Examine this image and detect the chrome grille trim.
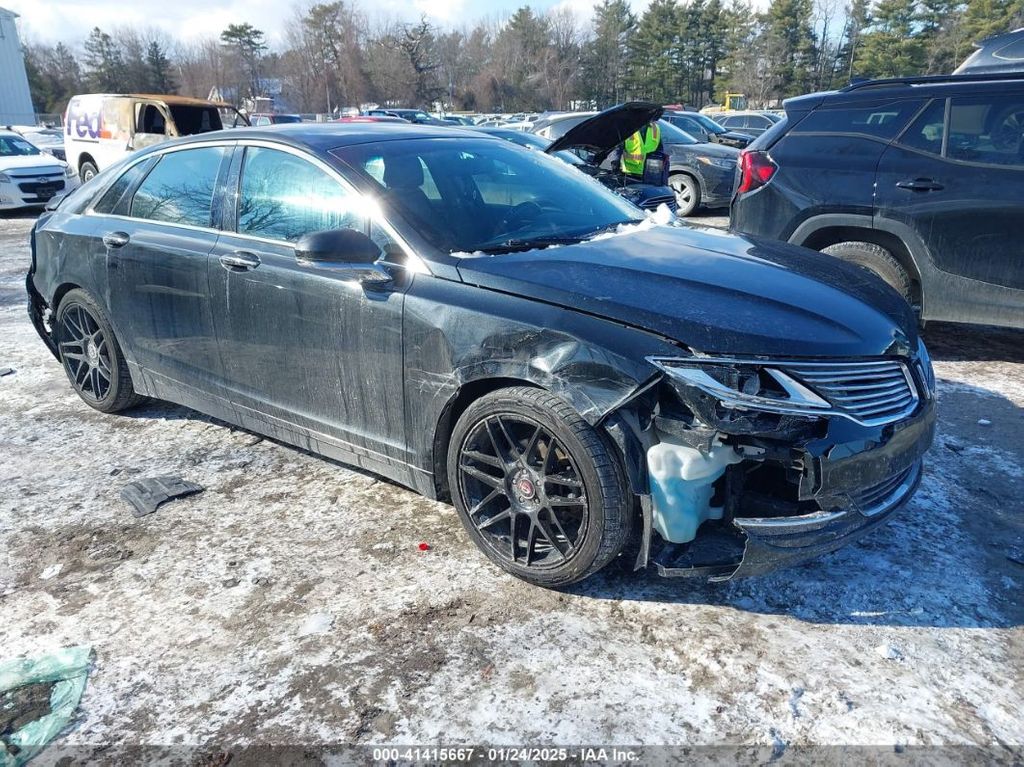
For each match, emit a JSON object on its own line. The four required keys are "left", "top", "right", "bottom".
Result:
{"left": 783, "top": 359, "right": 919, "bottom": 426}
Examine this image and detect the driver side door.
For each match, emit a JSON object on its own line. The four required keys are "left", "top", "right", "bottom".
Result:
{"left": 208, "top": 143, "right": 411, "bottom": 467}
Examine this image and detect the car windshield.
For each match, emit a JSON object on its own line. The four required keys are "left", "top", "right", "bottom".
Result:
{"left": 657, "top": 120, "right": 698, "bottom": 145}
{"left": 333, "top": 137, "right": 642, "bottom": 255}
{"left": 0, "top": 136, "right": 42, "bottom": 156}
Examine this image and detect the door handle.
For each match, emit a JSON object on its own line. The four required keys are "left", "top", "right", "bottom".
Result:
{"left": 219, "top": 251, "right": 261, "bottom": 271}
{"left": 102, "top": 231, "right": 130, "bottom": 248}
{"left": 896, "top": 178, "right": 944, "bottom": 192}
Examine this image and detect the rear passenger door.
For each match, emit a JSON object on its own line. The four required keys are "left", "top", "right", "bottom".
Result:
{"left": 766, "top": 98, "right": 925, "bottom": 227}
{"left": 102, "top": 145, "right": 231, "bottom": 389}
{"left": 875, "top": 90, "right": 1024, "bottom": 295}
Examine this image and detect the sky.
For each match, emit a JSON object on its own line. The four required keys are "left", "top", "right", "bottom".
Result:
{"left": 5, "top": 0, "right": 651, "bottom": 47}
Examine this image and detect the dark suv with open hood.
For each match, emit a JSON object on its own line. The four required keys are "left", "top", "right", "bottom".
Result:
{"left": 27, "top": 123, "right": 935, "bottom": 587}
{"left": 731, "top": 72, "right": 1024, "bottom": 329}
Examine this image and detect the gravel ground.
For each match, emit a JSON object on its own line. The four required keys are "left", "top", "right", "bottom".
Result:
{"left": 1, "top": 210, "right": 1022, "bottom": 759}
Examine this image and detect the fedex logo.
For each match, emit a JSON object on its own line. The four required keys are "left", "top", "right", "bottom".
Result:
{"left": 66, "top": 99, "right": 102, "bottom": 140}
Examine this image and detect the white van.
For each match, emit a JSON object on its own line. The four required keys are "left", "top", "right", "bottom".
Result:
{"left": 63, "top": 94, "right": 247, "bottom": 182}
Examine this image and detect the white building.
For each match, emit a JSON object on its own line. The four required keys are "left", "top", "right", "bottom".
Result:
{"left": 0, "top": 6, "right": 35, "bottom": 125}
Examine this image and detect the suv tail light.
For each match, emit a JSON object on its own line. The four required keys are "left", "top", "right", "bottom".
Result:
{"left": 737, "top": 150, "right": 777, "bottom": 194}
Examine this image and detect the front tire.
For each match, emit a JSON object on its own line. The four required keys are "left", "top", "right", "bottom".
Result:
{"left": 79, "top": 161, "right": 98, "bottom": 183}
{"left": 55, "top": 289, "right": 143, "bottom": 413}
{"left": 669, "top": 173, "right": 700, "bottom": 216}
{"left": 447, "top": 387, "right": 632, "bottom": 588}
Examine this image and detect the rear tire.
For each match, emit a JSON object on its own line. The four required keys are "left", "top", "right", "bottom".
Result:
{"left": 80, "top": 161, "right": 98, "bottom": 183}
{"left": 820, "top": 241, "right": 913, "bottom": 302}
{"left": 669, "top": 173, "right": 701, "bottom": 217}
{"left": 55, "top": 289, "right": 143, "bottom": 413}
{"left": 447, "top": 386, "right": 633, "bottom": 588}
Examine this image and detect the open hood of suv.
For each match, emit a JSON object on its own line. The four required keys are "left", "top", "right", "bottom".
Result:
{"left": 546, "top": 102, "right": 664, "bottom": 159}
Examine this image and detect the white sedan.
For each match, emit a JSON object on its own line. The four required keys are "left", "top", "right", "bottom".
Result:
{"left": 0, "top": 130, "right": 79, "bottom": 211}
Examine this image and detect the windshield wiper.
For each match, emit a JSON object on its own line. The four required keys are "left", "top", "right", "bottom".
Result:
{"left": 472, "top": 235, "right": 589, "bottom": 255}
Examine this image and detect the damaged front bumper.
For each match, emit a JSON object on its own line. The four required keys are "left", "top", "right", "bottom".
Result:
{"left": 615, "top": 355, "right": 938, "bottom": 581}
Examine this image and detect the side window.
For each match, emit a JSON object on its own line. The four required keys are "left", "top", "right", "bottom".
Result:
{"left": 93, "top": 159, "right": 154, "bottom": 215}
{"left": 238, "top": 146, "right": 365, "bottom": 242}
{"left": 130, "top": 146, "right": 227, "bottom": 227}
{"left": 792, "top": 100, "right": 924, "bottom": 139}
{"left": 947, "top": 95, "right": 1024, "bottom": 168}
{"left": 899, "top": 99, "right": 946, "bottom": 156}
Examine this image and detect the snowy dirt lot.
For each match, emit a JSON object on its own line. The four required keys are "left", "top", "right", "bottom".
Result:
{"left": 1, "top": 210, "right": 1022, "bottom": 761}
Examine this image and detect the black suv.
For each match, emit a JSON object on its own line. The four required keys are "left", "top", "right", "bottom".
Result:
{"left": 731, "top": 73, "right": 1024, "bottom": 329}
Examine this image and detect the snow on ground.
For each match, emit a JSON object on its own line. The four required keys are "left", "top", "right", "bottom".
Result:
{"left": 0, "top": 211, "right": 1021, "bottom": 759}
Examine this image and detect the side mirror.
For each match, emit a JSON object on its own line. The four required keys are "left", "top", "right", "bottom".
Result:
{"left": 295, "top": 228, "right": 391, "bottom": 284}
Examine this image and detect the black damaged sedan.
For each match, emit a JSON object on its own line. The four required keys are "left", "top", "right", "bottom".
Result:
{"left": 27, "top": 123, "right": 936, "bottom": 588}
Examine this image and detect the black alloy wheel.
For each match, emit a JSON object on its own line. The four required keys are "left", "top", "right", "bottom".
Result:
{"left": 458, "top": 413, "right": 588, "bottom": 568}
{"left": 58, "top": 301, "right": 112, "bottom": 404}
{"left": 55, "top": 289, "right": 143, "bottom": 413}
{"left": 447, "top": 386, "right": 633, "bottom": 587}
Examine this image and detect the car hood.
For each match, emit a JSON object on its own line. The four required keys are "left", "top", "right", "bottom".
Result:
{"left": 0, "top": 155, "right": 67, "bottom": 174}
{"left": 455, "top": 225, "right": 917, "bottom": 358}
{"left": 547, "top": 102, "right": 664, "bottom": 157}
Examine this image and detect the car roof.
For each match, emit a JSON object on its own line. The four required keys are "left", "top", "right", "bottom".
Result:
{"left": 139, "top": 123, "right": 492, "bottom": 154}
{"left": 786, "top": 73, "right": 1024, "bottom": 111}
{"left": 71, "top": 93, "right": 231, "bottom": 108}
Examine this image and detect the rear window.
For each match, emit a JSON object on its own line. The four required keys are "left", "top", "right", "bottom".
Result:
{"left": 130, "top": 146, "right": 228, "bottom": 227}
{"left": 792, "top": 100, "right": 924, "bottom": 139}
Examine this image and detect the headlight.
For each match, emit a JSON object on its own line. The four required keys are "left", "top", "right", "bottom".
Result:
{"left": 697, "top": 156, "right": 735, "bottom": 169}
{"left": 64, "top": 164, "right": 76, "bottom": 178}
{"left": 916, "top": 338, "right": 935, "bottom": 395}
{"left": 648, "top": 357, "right": 831, "bottom": 416}
{"left": 0, "top": 172, "right": 9, "bottom": 183}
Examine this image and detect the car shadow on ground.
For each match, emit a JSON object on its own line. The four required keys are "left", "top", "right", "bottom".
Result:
{"left": 924, "top": 321, "right": 1024, "bottom": 363}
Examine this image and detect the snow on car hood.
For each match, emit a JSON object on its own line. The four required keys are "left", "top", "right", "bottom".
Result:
{"left": 455, "top": 223, "right": 918, "bottom": 358}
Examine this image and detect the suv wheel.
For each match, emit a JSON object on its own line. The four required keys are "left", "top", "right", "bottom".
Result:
{"left": 447, "top": 386, "right": 633, "bottom": 588}
{"left": 669, "top": 174, "right": 700, "bottom": 217}
{"left": 55, "top": 289, "right": 144, "bottom": 413}
{"left": 820, "top": 241, "right": 912, "bottom": 302}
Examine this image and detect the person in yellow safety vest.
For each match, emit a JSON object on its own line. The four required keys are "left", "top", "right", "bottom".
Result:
{"left": 621, "top": 121, "right": 662, "bottom": 177}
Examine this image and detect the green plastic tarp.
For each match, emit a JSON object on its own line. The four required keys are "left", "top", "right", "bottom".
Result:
{"left": 0, "top": 646, "right": 92, "bottom": 767}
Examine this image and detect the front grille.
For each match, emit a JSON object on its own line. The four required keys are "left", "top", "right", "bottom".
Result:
{"left": 783, "top": 359, "right": 919, "bottom": 426}
{"left": 851, "top": 461, "right": 918, "bottom": 513}
{"left": 17, "top": 179, "right": 65, "bottom": 195}
{"left": 640, "top": 194, "right": 678, "bottom": 212}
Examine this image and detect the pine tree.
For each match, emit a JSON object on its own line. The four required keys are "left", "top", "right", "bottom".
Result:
{"left": 627, "top": 0, "right": 680, "bottom": 103}
{"left": 761, "top": 0, "right": 817, "bottom": 100}
{"left": 581, "top": 0, "right": 636, "bottom": 107}
{"left": 146, "top": 41, "right": 177, "bottom": 93}
{"left": 838, "top": 0, "right": 872, "bottom": 80}
{"left": 858, "top": 0, "right": 925, "bottom": 77}
{"left": 83, "top": 27, "right": 126, "bottom": 92}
